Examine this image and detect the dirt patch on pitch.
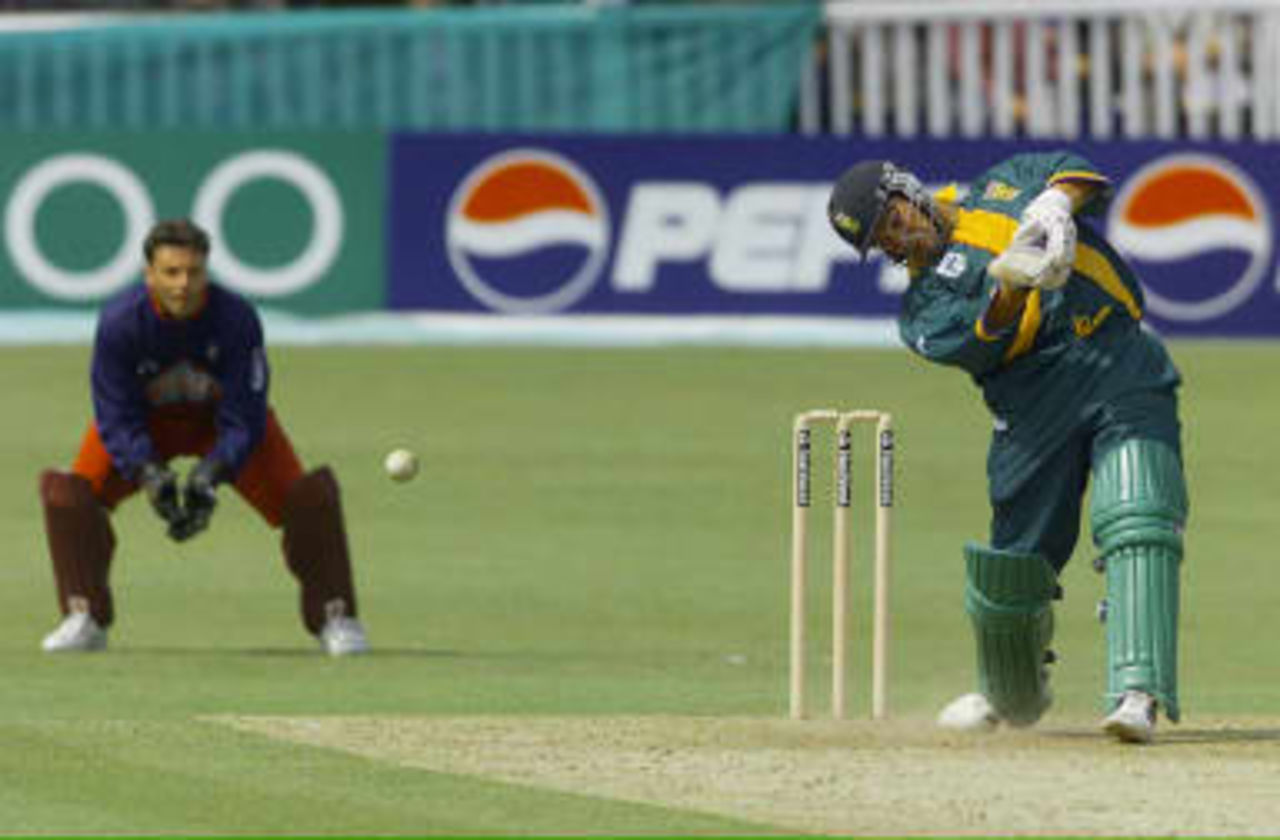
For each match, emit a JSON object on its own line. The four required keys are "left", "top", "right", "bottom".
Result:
{"left": 218, "top": 714, "right": 1280, "bottom": 835}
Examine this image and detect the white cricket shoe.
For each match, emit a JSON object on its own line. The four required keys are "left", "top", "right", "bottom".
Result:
{"left": 1102, "top": 690, "right": 1157, "bottom": 744}
{"left": 937, "top": 692, "right": 999, "bottom": 732}
{"left": 318, "top": 615, "right": 369, "bottom": 657}
{"left": 41, "top": 611, "right": 107, "bottom": 653}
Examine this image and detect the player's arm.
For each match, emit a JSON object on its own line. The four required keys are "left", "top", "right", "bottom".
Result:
{"left": 209, "top": 306, "right": 269, "bottom": 476}
{"left": 91, "top": 318, "right": 188, "bottom": 533}
{"left": 90, "top": 318, "right": 155, "bottom": 478}
{"left": 1010, "top": 150, "right": 1112, "bottom": 210}
{"left": 1054, "top": 180, "right": 1104, "bottom": 214}
{"left": 901, "top": 272, "right": 1021, "bottom": 377}
{"left": 1018, "top": 153, "right": 1110, "bottom": 253}
{"left": 983, "top": 283, "right": 1030, "bottom": 332}
{"left": 1044, "top": 157, "right": 1111, "bottom": 217}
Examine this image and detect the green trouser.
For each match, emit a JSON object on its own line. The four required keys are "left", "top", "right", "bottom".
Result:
{"left": 964, "top": 543, "right": 1058, "bottom": 727}
{"left": 983, "top": 389, "right": 1186, "bottom": 720}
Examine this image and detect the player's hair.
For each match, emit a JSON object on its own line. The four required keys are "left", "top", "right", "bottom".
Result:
{"left": 143, "top": 219, "right": 210, "bottom": 264}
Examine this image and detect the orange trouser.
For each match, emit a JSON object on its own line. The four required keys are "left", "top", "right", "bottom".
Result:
{"left": 72, "top": 408, "right": 304, "bottom": 528}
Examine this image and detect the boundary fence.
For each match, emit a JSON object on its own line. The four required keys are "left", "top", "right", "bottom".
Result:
{"left": 800, "top": 0, "right": 1280, "bottom": 140}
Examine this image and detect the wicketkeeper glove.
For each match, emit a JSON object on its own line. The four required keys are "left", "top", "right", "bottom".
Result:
{"left": 168, "top": 457, "right": 227, "bottom": 543}
{"left": 139, "top": 461, "right": 185, "bottom": 533}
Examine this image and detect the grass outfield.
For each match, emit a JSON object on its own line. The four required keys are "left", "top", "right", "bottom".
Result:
{"left": 3, "top": 341, "right": 1278, "bottom": 834}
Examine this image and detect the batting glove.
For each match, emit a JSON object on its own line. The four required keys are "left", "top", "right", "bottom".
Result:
{"left": 1008, "top": 188, "right": 1076, "bottom": 290}
{"left": 168, "top": 457, "right": 225, "bottom": 543}
{"left": 140, "top": 461, "right": 186, "bottom": 534}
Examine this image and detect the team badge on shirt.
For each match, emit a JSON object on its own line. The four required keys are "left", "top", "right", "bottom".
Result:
{"left": 936, "top": 251, "right": 968, "bottom": 278}
{"left": 983, "top": 181, "right": 1022, "bottom": 202}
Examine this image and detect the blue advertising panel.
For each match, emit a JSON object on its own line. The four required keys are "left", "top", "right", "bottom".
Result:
{"left": 388, "top": 134, "right": 1280, "bottom": 336}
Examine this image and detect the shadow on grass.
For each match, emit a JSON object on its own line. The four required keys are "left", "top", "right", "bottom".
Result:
{"left": 110, "top": 646, "right": 464, "bottom": 659}
{"left": 1047, "top": 725, "right": 1280, "bottom": 746}
{"left": 1160, "top": 728, "right": 1280, "bottom": 745}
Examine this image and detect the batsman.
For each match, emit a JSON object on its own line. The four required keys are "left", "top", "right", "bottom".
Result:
{"left": 827, "top": 151, "right": 1188, "bottom": 743}
{"left": 38, "top": 219, "right": 368, "bottom": 657}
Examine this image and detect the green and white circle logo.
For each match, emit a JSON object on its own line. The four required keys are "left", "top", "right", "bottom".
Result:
{"left": 4, "top": 149, "right": 344, "bottom": 301}
{"left": 5, "top": 154, "right": 153, "bottom": 300}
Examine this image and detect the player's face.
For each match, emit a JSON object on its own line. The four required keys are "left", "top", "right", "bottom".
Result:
{"left": 145, "top": 245, "right": 209, "bottom": 320}
{"left": 872, "top": 197, "right": 945, "bottom": 267}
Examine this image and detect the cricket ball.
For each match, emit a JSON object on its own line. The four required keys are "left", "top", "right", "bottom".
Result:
{"left": 384, "top": 448, "right": 419, "bottom": 483}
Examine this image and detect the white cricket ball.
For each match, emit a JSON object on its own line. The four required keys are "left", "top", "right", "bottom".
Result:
{"left": 383, "top": 448, "right": 419, "bottom": 483}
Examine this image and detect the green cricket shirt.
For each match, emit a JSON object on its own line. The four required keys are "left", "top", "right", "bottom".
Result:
{"left": 898, "top": 152, "right": 1182, "bottom": 495}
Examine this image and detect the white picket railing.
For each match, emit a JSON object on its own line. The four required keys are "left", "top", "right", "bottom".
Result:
{"left": 801, "top": 0, "right": 1280, "bottom": 140}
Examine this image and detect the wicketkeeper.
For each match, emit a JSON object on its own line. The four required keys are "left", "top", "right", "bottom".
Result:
{"left": 39, "top": 218, "right": 368, "bottom": 657}
{"left": 827, "top": 151, "right": 1188, "bottom": 743}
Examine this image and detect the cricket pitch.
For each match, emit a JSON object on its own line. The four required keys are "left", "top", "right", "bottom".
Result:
{"left": 218, "top": 714, "right": 1280, "bottom": 835}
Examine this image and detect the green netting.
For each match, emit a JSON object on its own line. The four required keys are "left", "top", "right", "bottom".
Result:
{"left": 0, "top": 4, "right": 819, "bottom": 132}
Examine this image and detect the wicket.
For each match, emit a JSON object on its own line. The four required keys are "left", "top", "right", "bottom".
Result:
{"left": 789, "top": 409, "right": 894, "bottom": 721}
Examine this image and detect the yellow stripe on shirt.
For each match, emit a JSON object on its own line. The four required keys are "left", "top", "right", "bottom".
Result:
{"left": 1003, "top": 289, "right": 1042, "bottom": 362}
{"left": 1073, "top": 244, "right": 1142, "bottom": 320}
{"left": 974, "top": 313, "right": 1001, "bottom": 343}
{"left": 1048, "top": 170, "right": 1110, "bottom": 187}
{"left": 933, "top": 183, "right": 964, "bottom": 206}
{"left": 951, "top": 208, "right": 1018, "bottom": 255}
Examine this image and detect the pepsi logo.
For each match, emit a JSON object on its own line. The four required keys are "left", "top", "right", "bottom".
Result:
{"left": 445, "top": 149, "right": 610, "bottom": 314}
{"left": 1108, "top": 154, "right": 1271, "bottom": 322}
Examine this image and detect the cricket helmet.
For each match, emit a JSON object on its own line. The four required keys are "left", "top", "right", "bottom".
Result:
{"left": 827, "top": 160, "right": 945, "bottom": 258}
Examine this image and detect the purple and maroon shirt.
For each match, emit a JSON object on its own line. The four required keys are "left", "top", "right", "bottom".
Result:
{"left": 90, "top": 283, "right": 269, "bottom": 481}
